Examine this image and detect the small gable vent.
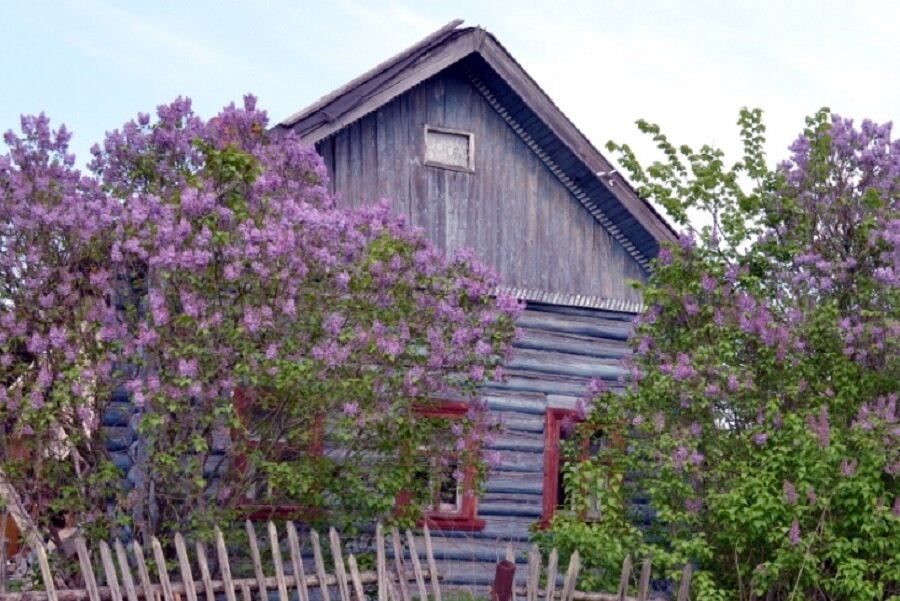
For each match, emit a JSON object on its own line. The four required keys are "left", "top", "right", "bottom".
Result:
{"left": 424, "top": 125, "right": 474, "bottom": 172}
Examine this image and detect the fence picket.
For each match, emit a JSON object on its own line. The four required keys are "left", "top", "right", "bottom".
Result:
{"left": 244, "top": 522, "right": 267, "bottom": 601}
{"left": 329, "top": 528, "right": 351, "bottom": 601}
{"left": 544, "top": 548, "right": 558, "bottom": 601}
{"left": 99, "top": 542, "right": 123, "bottom": 601}
{"left": 616, "top": 556, "right": 631, "bottom": 601}
{"left": 34, "top": 544, "right": 59, "bottom": 601}
{"left": 239, "top": 583, "right": 251, "bottom": 601}
{"left": 113, "top": 540, "right": 138, "bottom": 601}
{"left": 390, "top": 527, "right": 411, "bottom": 601}
{"left": 421, "top": 526, "right": 440, "bottom": 601}
{"left": 375, "top": 524, "right": 387, "bottom": 601}
{"left": 267, "top": 523, "right": 289, "bottom": 601}
{"left": 403, "top": 531, "right": 426, "bottom": 601}
{"left": 346, "top": 555, "right": 365, "bottom": 601}
{"left": 560, "top": 551, "right": 580, "bottom": 601}
{"left": 150, "top": 537, "right": 174, "bottom": 601}
{"left": 214, "top": 528, "right": 237, "bottom": 601}
{"left": 75, "top": 537, "right": 101, "bottom": 601}
{"left": 309, "top": 530, "right": 331, "bottom": 601}
{"left": 637, "top": 558, "right": 651, "bottom": 601}
{"left": 526, "top": 545, "right": 540, "bottom": 601}
{"left": 173, "top": 534, "right": 197, "bottom": 601}
{"left": 676, "top": 565, "right": 692, "bottom": 601}
{"left": 131, "top": 541, "right": 155, "bottom": 601}
{"left": 286, "top": 522, "right": 310, "bottom": 601}
{"left": 194, "top": 542, "right": 215, "bottom": 601}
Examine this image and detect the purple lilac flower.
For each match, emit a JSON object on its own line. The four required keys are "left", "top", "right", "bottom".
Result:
{"left": 783, "top": 480, "right": 798, "bottom": 505}
{"left": 788, "top": 520, "right": 801, "bottom": 546}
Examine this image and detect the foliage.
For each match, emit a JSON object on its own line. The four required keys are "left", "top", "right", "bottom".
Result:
{"left": 0, "top": 97, "right": 522, "bottom": 555}
{"left": 542, "top": 109, "right": 899, "bottom": 600}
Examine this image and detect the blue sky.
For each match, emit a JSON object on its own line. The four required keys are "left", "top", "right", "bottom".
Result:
{"left": 3, "top": 0, "right": 900, "bottom": 170}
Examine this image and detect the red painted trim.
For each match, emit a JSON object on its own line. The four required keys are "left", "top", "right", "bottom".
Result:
{"left": 539, "top": 408, "right": 578, "bottom": 527}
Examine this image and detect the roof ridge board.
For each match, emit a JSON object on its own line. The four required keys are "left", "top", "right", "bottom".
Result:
{"left": 279, "top": 18, "right": 467, "bottom": 128}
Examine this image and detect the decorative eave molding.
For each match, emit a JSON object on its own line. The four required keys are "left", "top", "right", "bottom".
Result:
{"left": 464, "top": 67, "right": 652, "bottom": 272}
{"left": 496, "top": 285, "right": 645, "bottom": 313}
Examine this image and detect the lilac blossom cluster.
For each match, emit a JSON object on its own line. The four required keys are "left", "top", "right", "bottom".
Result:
{"left": 1, "top": 97, "right": 522, "bottom": 540}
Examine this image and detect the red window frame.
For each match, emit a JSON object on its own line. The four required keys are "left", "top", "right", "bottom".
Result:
{"left": 232, "top": 388, "right": 324, "bottom": 521}
{"left": 396, "top": 401, "right": 485, "bottom": 532}
{"left": 539, "top": 407, "right": 623, "bottom": 528}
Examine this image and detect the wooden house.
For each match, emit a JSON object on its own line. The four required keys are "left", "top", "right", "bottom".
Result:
{"left": 274, "top": 20, "right": 677, "bottom": 589}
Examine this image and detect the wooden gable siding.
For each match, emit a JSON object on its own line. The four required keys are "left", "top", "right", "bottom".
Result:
{"left": 316, "top": 67, "right": 647, "bottom": 304}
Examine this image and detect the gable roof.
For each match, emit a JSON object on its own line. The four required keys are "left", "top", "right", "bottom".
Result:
{"left": 276, "top": 20, "right": 678, "bottom": 266}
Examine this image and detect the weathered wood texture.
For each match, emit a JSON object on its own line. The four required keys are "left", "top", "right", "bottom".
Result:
{"left": 317, "top": 67, "right": 647, "bottom": 304}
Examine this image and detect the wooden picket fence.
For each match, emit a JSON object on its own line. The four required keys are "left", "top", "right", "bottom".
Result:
{"left": 1, "top": 521, "right": 693, "bottom": 601}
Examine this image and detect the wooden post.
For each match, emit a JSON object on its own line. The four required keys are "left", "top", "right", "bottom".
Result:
{"left": 491, "top": 560, "right": 515, "bottom": 601}
{"left": 309, "top": 530, "right": 331, "bottom": 601}
{"left": 214, "top": 528, "right": 237, "bottom": 601}
{"left": 403, "top": 531, "right": 427, "bottom": 601}
{"left": 375, "top": 524, "right": 388, "bottom": 601}
{"left": 99, "top": 541, "right": 124, "bottom": 601}
{"left": 150, "top": 537, "right": 174, "bottom": 601}
{"left": 113, "top": 540, "right": 139, "bottom": 601}
{"left": 194, "top": 542, "right": 216, "bottom": 601}
{"left": 676, "top": 565, "right": 692, "bottom": 601}
{"left": 616, "top": 556, "right": 631, "bottom": 601}
{"left": 637, "top": 558, "right": 652, "bottom": 601}
{"left": 131, "top": 541, "right": 155, "bottom": 601}
{"left": 75, "top": 537, "right": 102, "bottom": 601}
{"left": 525, "top": 545, "right": 540, "bottom": 601}
{"left": 34, "top": 544, "right": 59, "bottom": 601}
{"left": 560, "top": 551, "right": 580, "bottom": 601}
{"left": 421, "top": 525, "right": 440, "bottom": 601}
{"left": 174, "top": 534, "right": 198, "bottom": 601}
{"left": 329, "top": 528, "right": 351, "bottom": 601}
{"left": 244, "top": 521, "right": 267, "bottom": 601}
{"left": 346, "top": 555, "right": 365, "bottom": 601}
{"left": 267, "top": 523, "right": 290, "bottom": 601}
{"left": 285, "top": 522, "right": 309, "bottom": 601}
{"left": 543, "top": 548, "right": 558, "bottom": 601}
{"left": 390, "top": 527, "right": 411, "bottom": 601}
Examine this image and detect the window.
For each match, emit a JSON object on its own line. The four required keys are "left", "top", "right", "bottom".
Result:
{"left": 397, "top": 401, "right": 485, "bottom": 532}
{"left": 539, "top": 408, "right": 609, "bottom": 527}
{"left": 424, "top": 126, "right": 474, "bottom": 172}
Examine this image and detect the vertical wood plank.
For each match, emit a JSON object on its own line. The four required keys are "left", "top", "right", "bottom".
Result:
{"left": 422, "top": 525, "right": 440, "bottom": 601}
{"left": 240, "top": 583, "right": 252, "bottom": 601}
{"left": 34, "top": 544, "right": 59, "bottom": 601}
{"left": 560, "top": 551, "right": 580, "bottom": 601}
{"left": 114, "top": 540, "right": 139, "bottom": 601}
{"left": 0, "top": 513, "right": 8, "bottom": 597}
{"left": 215, "top": 527, "right": 237, "bottom": 601}
{"left": 404, "top": 530, "right": 427, "bottom": 601}
{"left": 676, "top": 564, "right": 692, "bottom": 601}
{"left": 267, "top": 522, "right": 290, "bottom": 601}
{"left": 543, "top": 548, "right": 558, "bottom": 601}
{"left": 244, "top": 521, "right": 268, "bottom": 601}
{"left": 131, "top": 541, "right": 155, "bottom": 601}
{"left": 195, "top": 542, "right": 216, "bottom": 601}
{"left": 76, "top": 537, "right": 102, "bottom": 601}
{"left": 150, "top": 537, "right": 174, "bottom": 601}
{"left": 329, "top": 527, "right": 351, "bottom": 601}
{"left": 174, "top": 534, "right": 198, "bottom": 601}
{"left": 100, "top": 541, "right": 124, "bottom": 601}
{"left": 526, "top": 545, "right": 540, "bottom": 601}
{"left": 286, "top": 522, "right": 310, "bottom": 601}
{"left": 637, "top": 558, "right": 652, "bottom": 601}
{"left": 375, "top": 523, "right": 387, "bottom": 601}
{"left": 390, "top": 527, "right": 411, "bottom": 601}
{"left": 347, "top": 554, "right": 365, "bottom": 601}
{"left": 616, "top": 556, "right": 632, "bottom": 601}
{"left": 385, "top": 577, "right": 401, "bottom": 601}
{"left": 309, "top": 530, "right": 332, "bottom": 601}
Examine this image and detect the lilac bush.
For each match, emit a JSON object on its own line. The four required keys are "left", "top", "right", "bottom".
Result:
{"left": 1, "top": 97, "right": 521, "bottom": 551}
{"left": 542, "top": 110, "right": 899, "bottom": 600}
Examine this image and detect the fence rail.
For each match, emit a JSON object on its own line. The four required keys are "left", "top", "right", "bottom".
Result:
{"left": 2, "top": 522, "right": 692, "bottom": 601}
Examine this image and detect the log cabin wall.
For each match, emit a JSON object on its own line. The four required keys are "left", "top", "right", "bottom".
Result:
{"left": 315, "top": 64, "right": 648, "bottom": 306}
{"left": 311, "top": 65, "right": 647, "bottom": 586}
